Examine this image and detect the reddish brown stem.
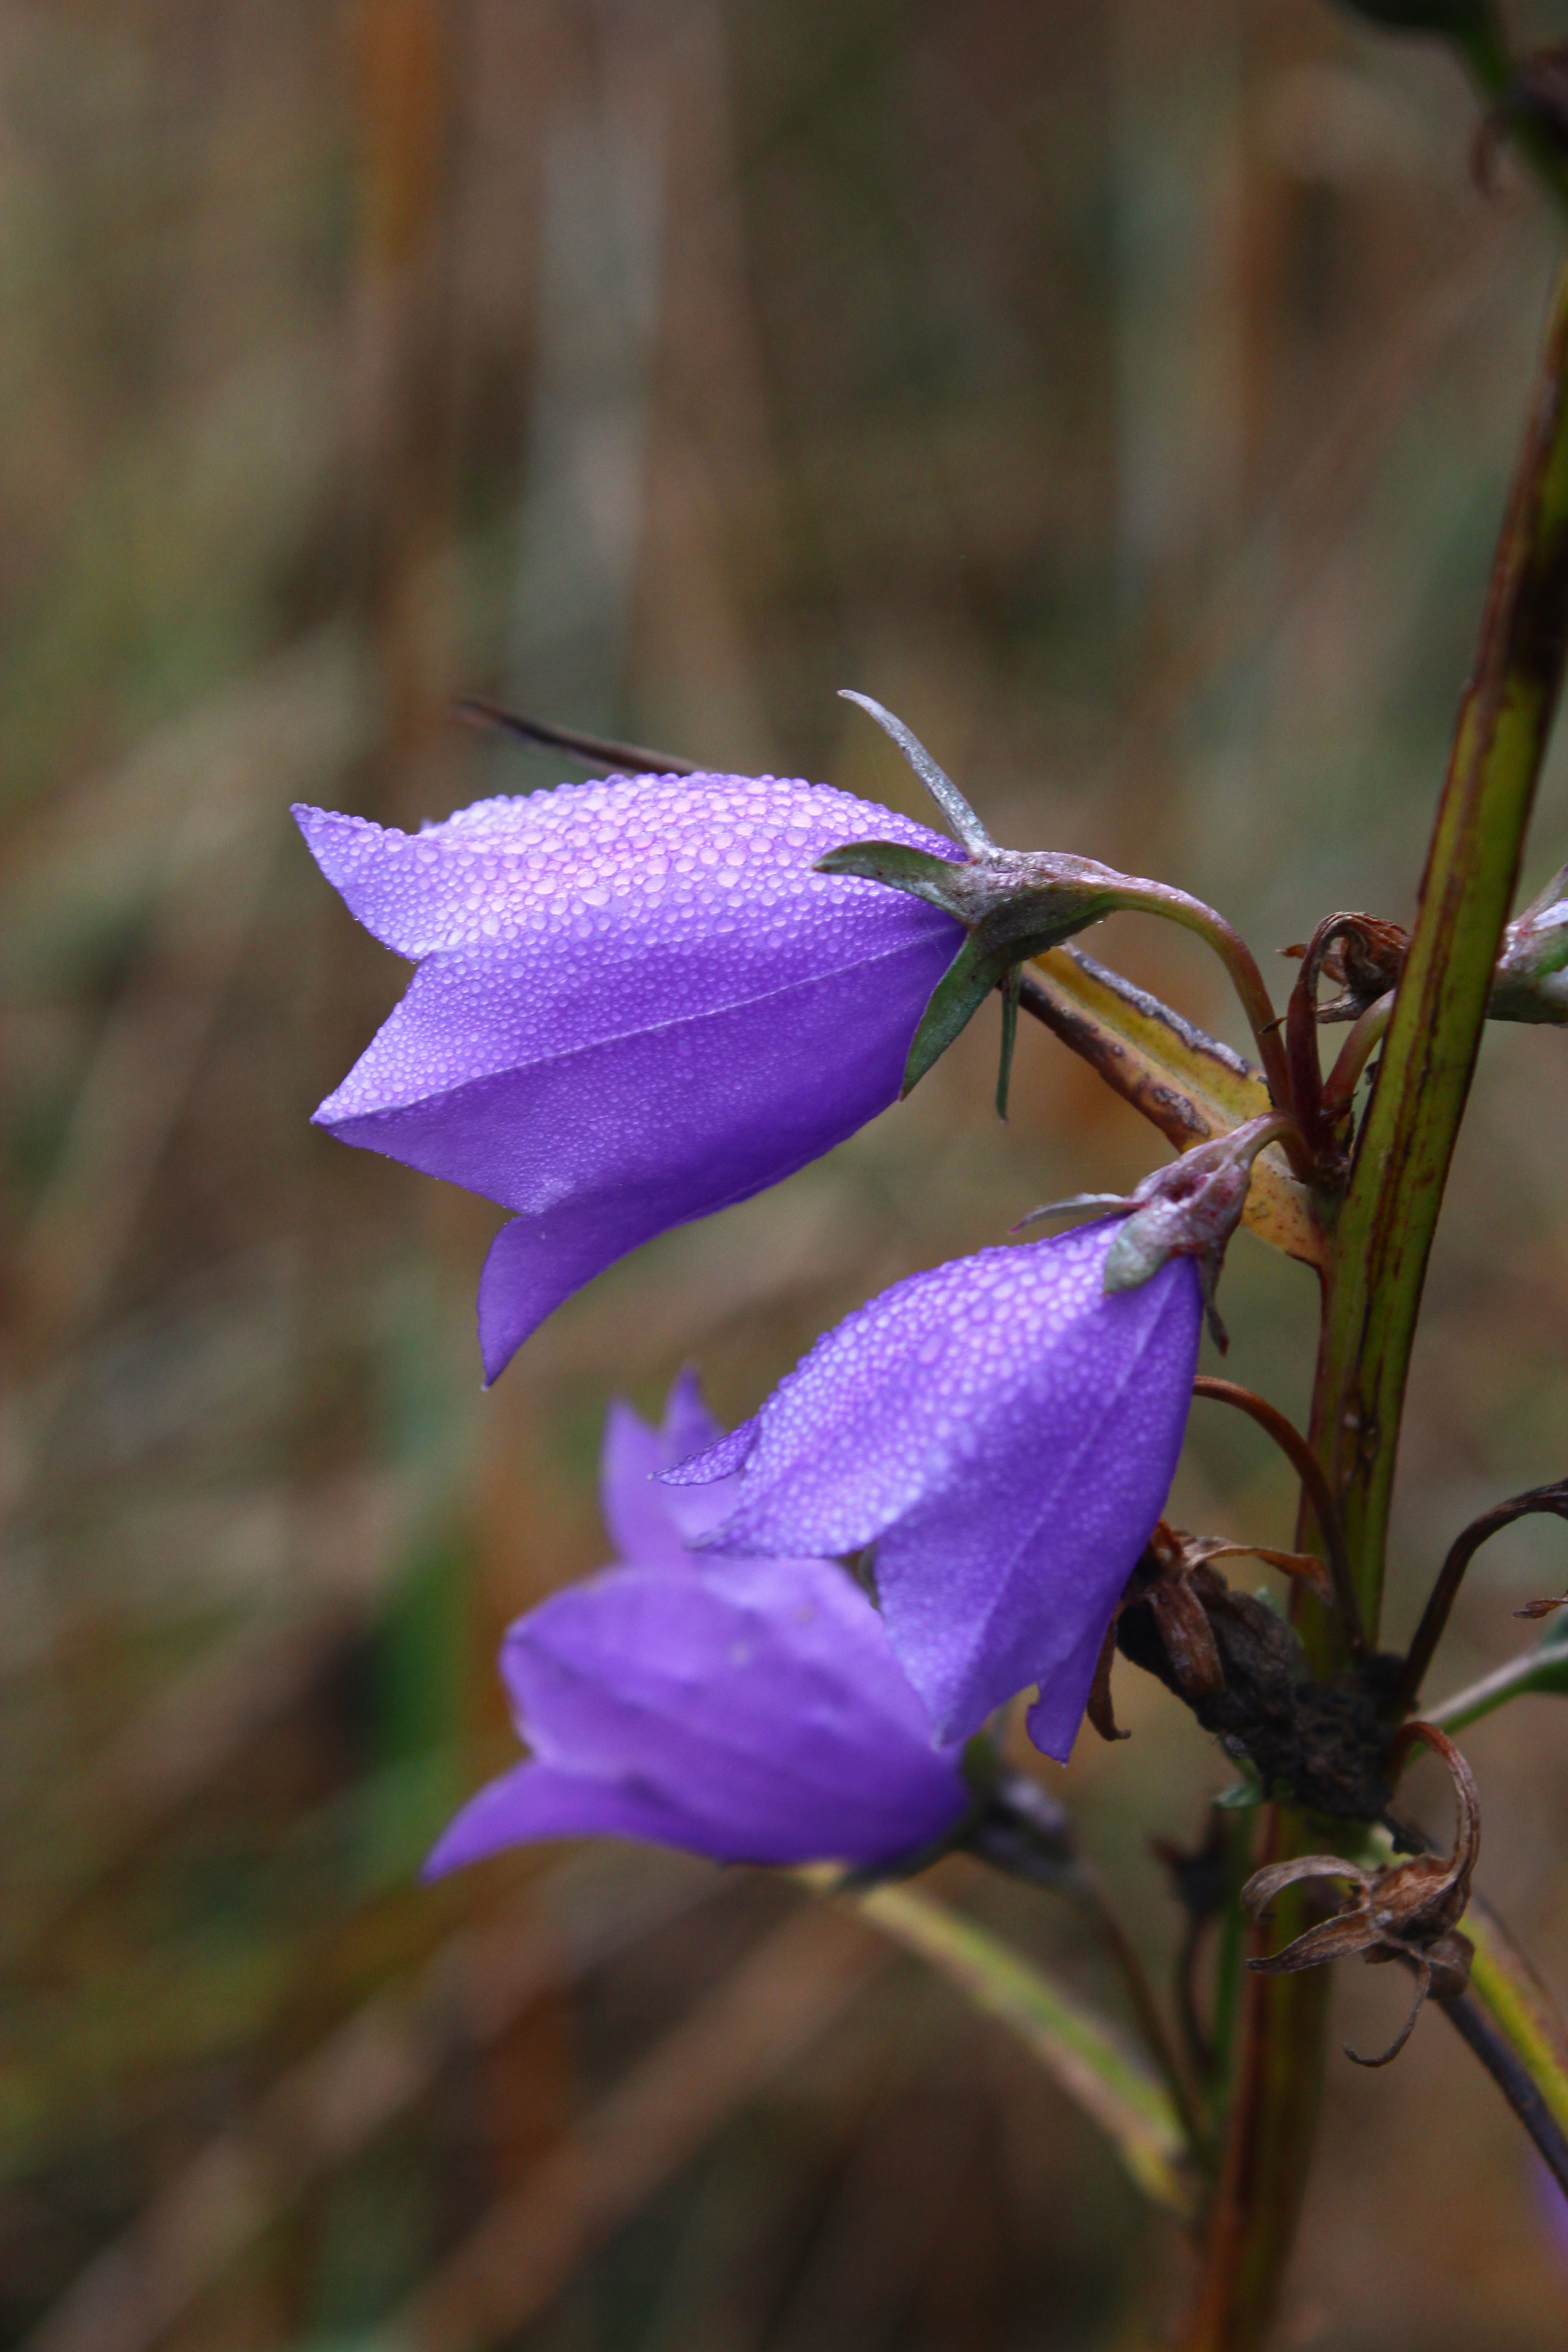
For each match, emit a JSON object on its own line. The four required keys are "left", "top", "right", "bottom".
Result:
{"left": 1191, "top": 1378, "right": 1365, "bottom": 1659}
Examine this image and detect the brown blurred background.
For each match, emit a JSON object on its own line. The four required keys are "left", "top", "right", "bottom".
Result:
{"left": 8, "top": 1, "right": 1568, "bottom": 2345}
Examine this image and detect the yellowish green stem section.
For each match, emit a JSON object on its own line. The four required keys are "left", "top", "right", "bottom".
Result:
{"left": 1466, "top": 1901, "right": 1568, "bottom": 2143}
{"left": 1313, "top": 263, "right": 1568, "bottom": 1649}
{"left": 799, "top": 1870, "right": 1197, "bottom": 2218}
{"left": 1186, "top": 264, "right": 1568, "bottom": 2352}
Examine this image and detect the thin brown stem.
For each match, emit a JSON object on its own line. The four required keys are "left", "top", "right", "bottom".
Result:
{"left": 1283, "top": 916, "right": 1349, "bottom": 1160}
{"left": 1191, "top": 1377, "right": 1366, "bottom": 1659}
{"left": 1078, "top": 1858, "right": 1210, "bottom": 2167}
{"left": 1394, "top": 1479, "right": 1568, "bottom": 1715}
{"left": 455, "top": 698, "right": 700, "bottom": 776}
{"left": 1442, "top": 1992, "right": 1568, "bottom": 2197}
{"left": 1109, "top": 883, "right": 1301, "bottom": 1152}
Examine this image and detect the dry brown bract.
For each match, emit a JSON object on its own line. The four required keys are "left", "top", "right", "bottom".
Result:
{"left": 1240, "top": 1723, "right": 1479, "bottom": 2068}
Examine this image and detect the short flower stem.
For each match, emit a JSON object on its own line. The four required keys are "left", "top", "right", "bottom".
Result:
{"left": 1190, "top": 1377, "right": 1365, "bottom": 1660}
{"left": 454, "top": 697, "right": 700, "bottom": 777}
{"left": 1077, "top": 1858, "right": 1210, "bottom": 2166}
{"left": 1109, "top": 884, "right": 1302, "bottom": 1156}
{"left": 1319, "top": 990, "right": 1394, "bottom": 1127}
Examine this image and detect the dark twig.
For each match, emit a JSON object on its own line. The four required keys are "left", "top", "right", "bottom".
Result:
{"left": 455, "top": 698, "right": 700, "bottom": 777}
{"left": 1283, "top": 917, "right": 1347, "bottom": 1161}
{"left": 969, "top": 1774, "right": 1206, "bottom": 2157}
{"left": 1078, "top": 1858, "right": 1209, "bottom": 2161}
{"left": 1191, "top": 1377, "right": 1367, "bottom": 1659}
{"left": 1395, "top": 1479, "right": 1568, "bottom": 1716}
{"left": 1442, "top": 1990, "right": 1568, "bottom": 2199}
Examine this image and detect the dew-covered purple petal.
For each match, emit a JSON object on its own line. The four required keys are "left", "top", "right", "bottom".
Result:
{"left": 672, "top": 1220, "right": 1201, "bottom": 1755}
{"left": 297, "top": 775, "right": 963, "bottom": 1377}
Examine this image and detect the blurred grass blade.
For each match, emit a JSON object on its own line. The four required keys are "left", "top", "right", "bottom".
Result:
{"left": 1465, "top": 1895, "right": 1568, "bottom": 2145}
{"left": 829, "top": 1878, "right": 1198, "bottom": 2215}
{"left": 1022, "top": 949, "right": 1326, "bottom": 1270}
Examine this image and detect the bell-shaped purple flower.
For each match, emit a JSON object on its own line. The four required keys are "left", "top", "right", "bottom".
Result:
{"left": 666, "top": 1220, "right": 1202, "bottom": 1761}
{"left": 295, "top": 774, "right": 962, "bottom": 1382}
{"left": 424, "top": 1375, "right": 972, "bottom": 1877}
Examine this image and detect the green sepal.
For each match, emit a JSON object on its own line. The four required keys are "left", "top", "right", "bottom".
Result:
{"left": 959, "top": 1731, "right": 1003, "bottom": 1797}
{"left": 902, "top": 932, "right": 1001, "bottom": 1095}
{"left": 1102, "top": 1218, "right": 1166, "bottom": 1294}
{"left": 814, "top": 838, "right": 964, "bottom": 910}
{"left": 1214, "top": 1762, "right": 1294, "bottom": 1811}
{"left": 996, "top": 965, "right": 1021, "bottom": 1120}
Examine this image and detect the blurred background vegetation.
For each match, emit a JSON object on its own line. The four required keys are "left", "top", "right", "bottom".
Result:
{"left": 9, "top": 0, "right": 1568, "bottom": 2344}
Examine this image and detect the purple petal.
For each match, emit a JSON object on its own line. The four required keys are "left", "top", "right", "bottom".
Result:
{"left": 422, "top": 1759, "right": 721, "bottom": 1876}
{"left": 480, "top": 1559, "right": 968, "bottom": 1865}
{"left": 298, "top": 774, "right": 961, "bottom": 1377}
{"left": 688, "top": 1221, "right": 1202, "bottom": 1753}
{"left": 598, "top": 1372, "right": 736, "bottom": 1567}
{"left": 599, "top": 1398, "right": 690, "bottom": 1569}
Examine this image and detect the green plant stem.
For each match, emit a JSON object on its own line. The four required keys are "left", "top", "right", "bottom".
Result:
{"left": 1426, "top": 1632, "right": 1568, "bottom": 1731}
{"left": 1184, "top": 262, "right": 1568, "bottom": 2352}
{"left": 1314, "top": 262, "right": 1568, "bottom": 1650}
{"left": 1180, "top": 1817, "right": 1332, "bottom": 2352}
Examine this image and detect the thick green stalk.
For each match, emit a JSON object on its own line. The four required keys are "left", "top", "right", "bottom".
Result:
{"left": 1314, "top": 264, "right": 1568, "bottom": 1642}
{"left": 1184, "top": 265, "right": 1568, "bottom": 2351}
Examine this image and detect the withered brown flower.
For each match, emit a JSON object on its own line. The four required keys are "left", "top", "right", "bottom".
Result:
{"left": 1241, "top": 1724, "right": 1479, "bottom": 2068}
{"left": 1283, "top": 914, "right": 1408, "bottom": 1024}
{"left": 1087, "top": 1520, "right": 1333, "bottom": 1742}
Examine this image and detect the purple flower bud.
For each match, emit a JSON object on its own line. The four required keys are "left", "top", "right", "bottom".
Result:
{"left": 295, "top": 776, "right": 963, "bottom": 1382}
{"left": 667, "top": 1221, "right": 1201, "bottom": 1759}
{"left": 424, "top": 1377, "right": 972, "bottom": 1877}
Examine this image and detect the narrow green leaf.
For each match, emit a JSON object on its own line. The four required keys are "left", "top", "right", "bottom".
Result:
{"left": 804, "top": 1873, "right": 1198, "bottom": 2215}
{"left": 1023, "top": 947, "right": 1328, "bottom": 1271}
{"left": 1426, "top": 1626, "right": 1568, "bottom": 1734}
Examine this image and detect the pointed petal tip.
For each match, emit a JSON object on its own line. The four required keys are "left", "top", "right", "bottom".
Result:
{"left": 660, "top": 1417, "right": 758, "bottom": 1488}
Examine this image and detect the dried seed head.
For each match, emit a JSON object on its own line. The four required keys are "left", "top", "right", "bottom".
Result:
{"left": 1241, "top": 1724, "right": 1480, "bottom": 2066}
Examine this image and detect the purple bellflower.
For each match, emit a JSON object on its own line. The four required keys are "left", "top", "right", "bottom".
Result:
{"left": 295, "top": 774, "right": 963, "bottom": 1382}
{"left": 424, "top": 1373, "right": 973, "bottom": 1878}
{"left": 666, "top": 1219, "right": 1203, "bottom": 1761}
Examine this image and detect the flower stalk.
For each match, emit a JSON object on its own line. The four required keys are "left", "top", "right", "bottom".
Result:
{"left": 1185, "top": 260, "right": 1568, "bottom": 2352}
